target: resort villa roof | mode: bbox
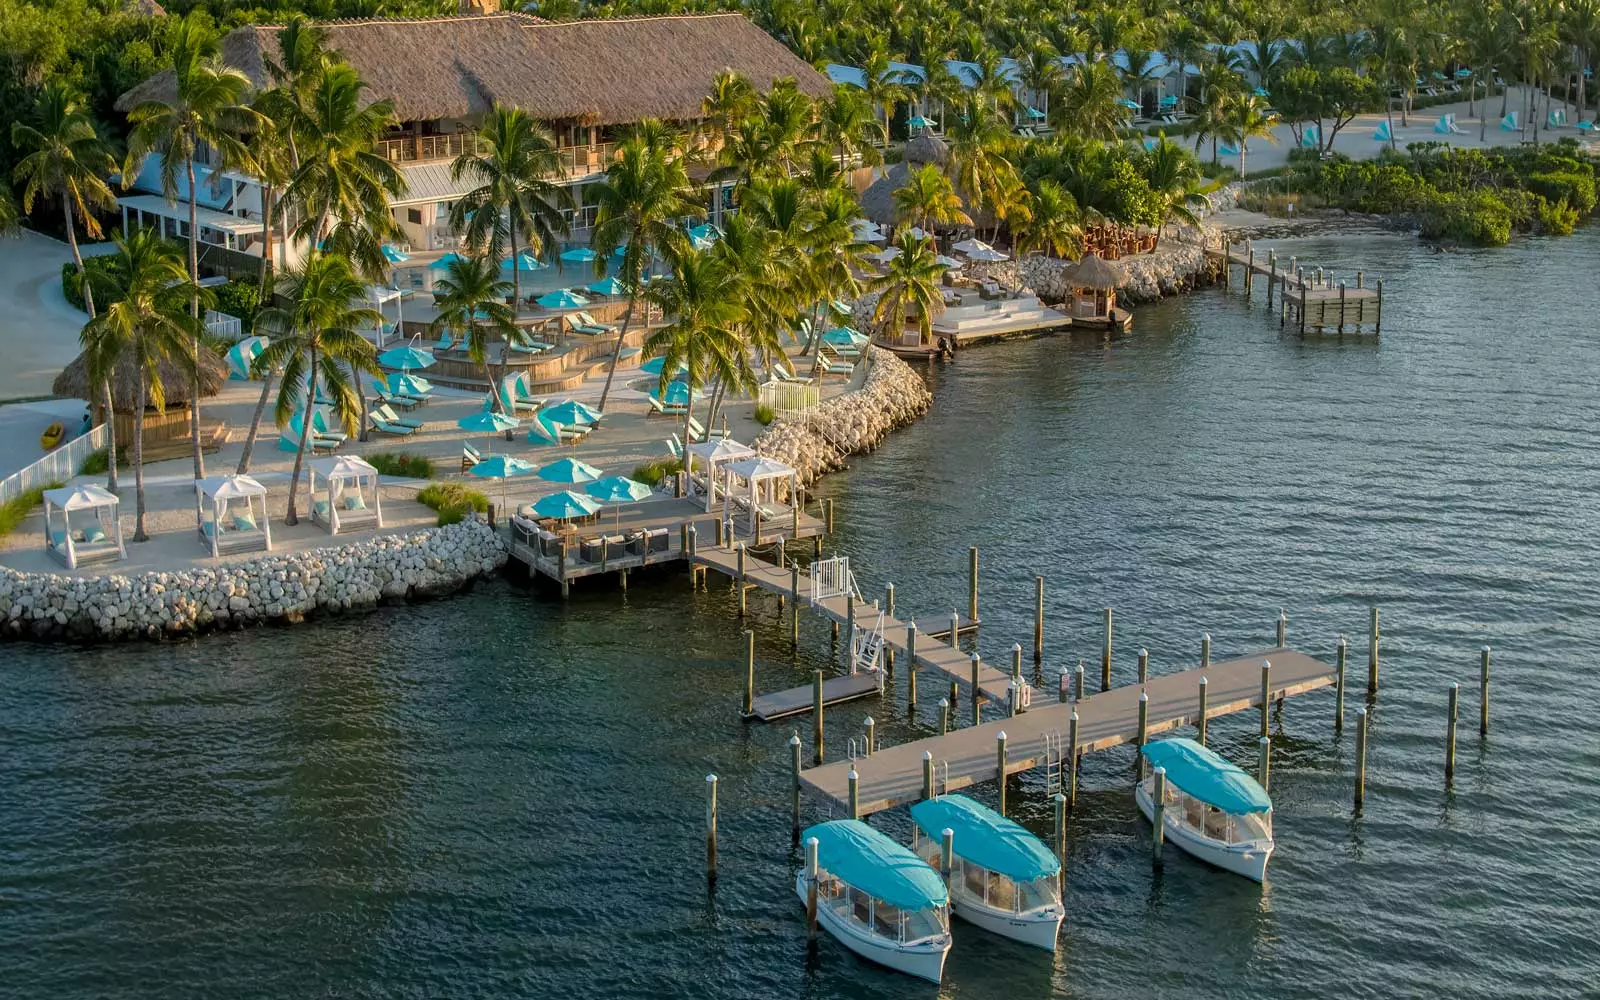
[115,12,832,124]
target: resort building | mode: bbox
[114,7,832,275]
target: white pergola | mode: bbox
[42,485,126,570]
[721,456,798,535]
[306,455,384,535]
[689,437,756,510]
[194,475,272,557]
[368,285,407,347]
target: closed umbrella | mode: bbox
[542,399,602,426]
[388,371,432,396]
[537,289,589,309]
[538,456,602,483]
[560,247,597,263]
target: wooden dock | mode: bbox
[1210,238,1383,335]
[749,673,881,721]
[798,646,1336,816]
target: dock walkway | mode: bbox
[1209,239,1384,334]
[798,647,1336,816]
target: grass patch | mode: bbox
[631,457,683,487]
[417,481,489,526]
[754,403,776,426]
[0,483,65,539]
[365,451,436,479]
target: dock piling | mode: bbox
[949,610,960,650]
[1354,706,1369,808]
[907,622,919,707]
[1257,735,1271,792]
[1137,691,1149,751]
[805,837,819,940]
[1445,683,1458,785]
[996,731,1009,816]
[790,563,800,647]
[1479,645,1491,736]
[1376,279,1384,334]
[1276,609,1286,647]
[743,629,755,717]
[922,751,935,799]
[1151,767,1166,866]
[969,654,982,726]
[1034,576,1045,664]
[824,498,835,534]
[1101,608,1113,691]
[1197,676,1209,745]
[1011,644,1023,685]
[885,584,896,674]
[1058,668,1070,703]
[968,546,979,622]
[1067,711,1080,811]
[735,544,747,615]
[940,828,954,882]
[847,768,859,819]
[864,716,875,756]
[812,671,825,764]
[789,733,802,845]
[1368,607,1381,694]
[844,594,855,671]
[1075,660,1085,702]
[1201,631,1210,671]
[705,774,718,881]
[939,698,950,735]
[1053,792,1067,874]
[1260,660,1272,737]
[1335,634,1348,728]
[1138,647,1149,686]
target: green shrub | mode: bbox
[1526,171,1597,215]
[0,483,64,539]
[211,281,261,335]
[417,482,489,526]
[60,256,118,311]
[1536,196,1580,236]
[1419,190,1513,246]
[80,449,109,476]
[754,403,776,425]
[631,457,683,487]
[365,451,435,479]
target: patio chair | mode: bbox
[461,441,482,473]
[433,331,455,352]
[507,340,552,355]
[576,311,618,335]
[368,412,417,436]
[646,395,687,417]
[373,403,424,430]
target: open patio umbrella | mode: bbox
[526,412,562,446]
[651,380,704,407]
[908,115,937,128]
[469,454,536,507]
[560,247,597,263]
[382,244,411,263]
[1159,95,1179,108]
[428,252,464,270]
[458,410,521,433]
[536,289,589,309]
[830,299,854,315]
[640,356,689,377]
[532,490,601,520]
[388,371,432,396]
[542,399,602,427]
[501,252,548,273]
[935,254,962,269]
[538,456,602,484]
[587,276,626,296]
[822,326,868,346]
[1455,68,1473,78]
[378,345,435,370]
[688,223,722,243]
[966,246,1010,262]
[1026,105,1047,118]
[1117,98,1141,110]
[952,237,994,255]
[586,475,652,503]
[1253,87,1270,98]
[867,247,901,263]
[904,226,931,240]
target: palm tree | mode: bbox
[860,48,911,167]
[1055,61,1128,141]
[701,69,758,151]
[450,104,572,312]
[893,163,972,232]
[1140,137,1207,245]
[1015,179,1080,258]
[643,245,753,448]
[12,85,120,490]
[589,132,700,414]
[817,85,887,171]
[944,98,1021,241]
[80,231,201,541]
[759,78,816,175]
[253,252,380,526]
[428,255,522,415]
[1222,93,1279,176]
[1014,40,1065,121]
[124,13,259,479]
[284,61,403,252]
[799,187,875,351]
[869,233,946,345]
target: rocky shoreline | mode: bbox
[0,517,507,641]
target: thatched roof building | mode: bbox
[116,12,831,125]
[53,348,227,412]
[1066,253,1128,289]
[859,134,991,230]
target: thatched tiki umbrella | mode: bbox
[1063,253,1129,327]
[53,348,227,453]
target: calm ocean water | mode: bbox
[3,227,1598,999]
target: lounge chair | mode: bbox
[1374,120,1393,142]
[666,435,683,459]
[373,403,424,430]
[368,412,417,436]
[645,394,687,417]
[1500,112,1519,131]
[461,441,481,473]
[573,311,617,335]
[433,331,455,352]
[507,339,554,355]
[371,379,427,408]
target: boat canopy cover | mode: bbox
[1141,738,1272,814]
[803,820,949,911]
[909,794,1060,881]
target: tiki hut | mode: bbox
[52,348,228,451]
[859,134,990,231]
[1063,254,1132,331]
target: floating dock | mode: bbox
[1210,238,1384,334]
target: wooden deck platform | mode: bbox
[798,646,1336,816]
[748,673,881,721]
[1210,241,1383,334]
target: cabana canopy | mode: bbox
[193,474,272,557]
[42,485,125,569]
[306,455,384,535]
[1067,252,1127,289]
[720,456,798,535]
[689,437,757,506]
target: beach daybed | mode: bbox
[42,485,126,570]
[306,455,384,535]
[194,475,271,557]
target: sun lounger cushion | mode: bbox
[85,525,106,544]
[314,500,330,516]
[344,494,367,511]
[201,521,215,537]
[233,514,257,532]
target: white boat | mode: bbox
[796,820,952,983]
[1135,738,1275,882]
[909,794,1064,950]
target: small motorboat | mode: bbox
[1136,738,1274,882]
[797,819,952,983]
[910,793,1064,950]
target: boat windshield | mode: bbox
[819,866,948,944]
[1015,876,1059,914]
[1165,782,1272,844]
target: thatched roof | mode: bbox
[903,134,949,167]
[859,161,991,230]
[1066,253,1127,289]
[116,13,831,125]
[53,347,227,411]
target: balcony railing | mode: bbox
[377,134,619,177]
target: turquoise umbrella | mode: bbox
[908,115,937,128]
[640,356,689,377]
[537,289,589,309]
[527,412,562,445]
[538,456,603,483]
[388,371,432,396]
[428,252,464,270]
[542,399,602,426]
[469,455,536,479]
[560,247,597,263]
[458,410,520,433]
[822,326,868,346]
[1026,105,1047,118]
[1253,87,1270,98]
[612,244,629,258]
[586,475,652,503]
[501,252,548,273]
[587,276,626,296]
[382,244,411,263]
[378,345,435,369]
[651,380,699,407]
[1117,98,1140,110]
[532,490,601,519]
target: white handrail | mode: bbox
[0,425,107,505]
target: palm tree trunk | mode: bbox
[237,371,274,474]
[354,359,370,442]
[62,193,117,493]
[286,346,315,526]
[483,355,502,414]
[186,160,205,480]
[1387,103,1399,151]
[595,288,637,414]
[258,182,275,296]
[132,373,148,542]
[681,385,696,448]
[1239,144,1247,178]
[100,381,118,492]
[1501,80,1510,116]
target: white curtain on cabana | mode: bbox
[721,456,798,535]
[193,474,272,556]
[41,485,125,569]
[688,437,756,511]
[306,455,384,535]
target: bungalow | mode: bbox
[114,6,832,272]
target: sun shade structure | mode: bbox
[468,455,536,480]
[427,252,465,270]
[305,455,384,535]
[1141,738,1272,814]
[687,436,756,494]
[193,475,272,557]
[389,371,433,396]
[458,409,521,434]
[226,336,269,380]
[537,289,589,309]
[640,356,690,377]
[538,456,602,484]
[41,485,125,569]
[1067,252,1127,289]
[907,115,937,128]
[720,455,797,533]
[586,276,626,295]
[909,794,1060,881]
[965,246,1009,262]
[951,237,994,255]
[377,345,435,370]
[501,252,548,273]
[586,475,652,503]
[802,820,948,911]
[542,399,602,427]
[382,244,410,263]
[822,326,868,346]
[559,247,597,263]
[867,246,902,263]
[532,489,600,520]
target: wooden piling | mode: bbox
[968,546,979,622]
[1033,576,1045,664]
[1276,609,1286,647]
[1375,279,1383,334]
[1201,631,1210,671]
[970,654,982,726]
[1151,766,1166,865]
[1445,683,1458,785]
[996,731,1008,816]
[743,629,755,717]
[824,497,835,534]
[844,594,855,671]
[1354,706,1369,808]
[1053,792,1067,874]
[713,517,723,548]
[907,622,919,707]
[805,837,819,940]
[922,750,935,799]
[1067,711,1079,812]
[1075,660,1085,702]
[812,671,825,764]
[790,562,800,648]
[1137,691,1149,749]
[790,733,802,845]
[847,768,859,819]
[1479,645,1491,736]
[1260,659,1272,737]
[1335,634,1348,729]
[1258,736,1271,791]
[705,774,718,880]
[885,584,896,674]
[1138,647,1149,686]
[1245,243,1254,298]
[1196,675,1208,745]
[1101,608,1113,691]
[949,610,960,650]
[1338,282,1346,334]
[1058,668,1070,703]
[735,544,747,612]
[1367,607,1380,694]
[939,698,950,735]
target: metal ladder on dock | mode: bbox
[851,609,887,689]
[1042,730,1065,796]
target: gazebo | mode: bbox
[1063,253,1132,331]
[720,456,798,536]
[306,455,384,535]
[42,485,126,569]
[52,346,228,453]
[193,474,272,556]
[688,437,756,510]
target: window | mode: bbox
[407,208,422,225]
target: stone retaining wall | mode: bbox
[753,348,932,485]
[0,517,507,641]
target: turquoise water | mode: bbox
[4,227,1598,998]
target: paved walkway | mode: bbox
[0,231,98,402]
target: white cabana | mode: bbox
[193,475,272,557]
[368,285,407,347]
[41,485,126,569]
[688,437,757,510]
[720,456,798,535]
[306,455,384,535]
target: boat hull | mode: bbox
[795,872,950,982]
[950,895,1063,950]
[1134,782,1272,882]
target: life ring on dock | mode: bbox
[40,421,65,451]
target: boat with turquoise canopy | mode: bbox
[908,794,1064,949]
[796,820,951,982]
[1136,738,1274,882]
